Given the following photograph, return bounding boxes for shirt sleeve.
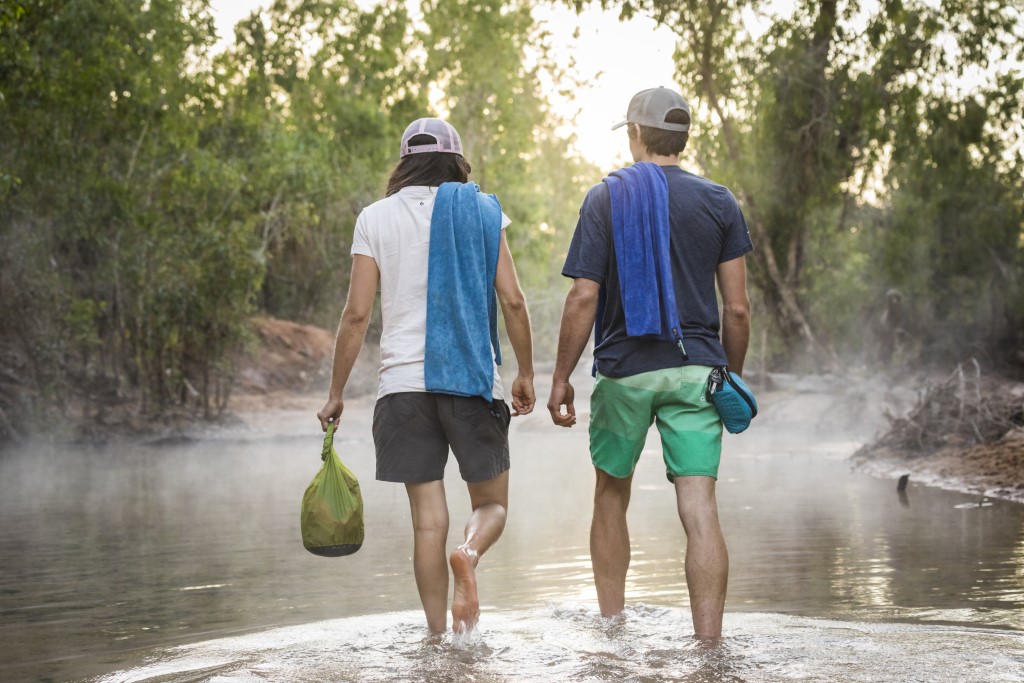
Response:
[351,210,373,258]
[561,183,611,284]
[719,190,754,262]
[500,211,511,231]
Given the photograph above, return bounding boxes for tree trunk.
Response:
[689,0,839,369]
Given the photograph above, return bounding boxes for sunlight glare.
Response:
[208,0,679,171]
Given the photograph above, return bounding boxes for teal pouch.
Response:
[706,367,758,434]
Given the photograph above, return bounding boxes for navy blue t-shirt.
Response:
[562,165,753,378]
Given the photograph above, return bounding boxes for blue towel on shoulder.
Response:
[424,182,503,401]
[598,162,682,349]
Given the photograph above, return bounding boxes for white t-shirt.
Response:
[351,185,511,400]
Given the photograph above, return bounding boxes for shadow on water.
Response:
[2,372,1024,681]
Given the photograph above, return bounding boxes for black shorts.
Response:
[372,392,511,484]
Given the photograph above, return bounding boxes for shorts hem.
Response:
[462,462,511,484]
[668,470,719,480]
[593,461,635,479]
[377,471,443,484]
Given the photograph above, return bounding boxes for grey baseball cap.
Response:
[400,118,464,157]
[611,87,691,132]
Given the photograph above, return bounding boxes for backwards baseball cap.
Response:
[400,118,464,157]
[611,87,691,132]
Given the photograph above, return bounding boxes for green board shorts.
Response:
[590,365,723,481]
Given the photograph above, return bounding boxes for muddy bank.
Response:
[0,317,370,446]
[851,431,1024,504]
[230,317,379,412]
[850,365,1024,504]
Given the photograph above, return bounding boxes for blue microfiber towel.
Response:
[597,162,682,352]
[424,182,503,401]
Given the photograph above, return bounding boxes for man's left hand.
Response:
[547,381,577,428]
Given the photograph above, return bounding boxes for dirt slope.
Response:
[231,317,379,411]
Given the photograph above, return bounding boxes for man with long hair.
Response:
[318,118,535,634]
[547,88,752,638]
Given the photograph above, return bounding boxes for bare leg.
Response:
[591,468,633,617]
[405,481,450,634]
[450,470,509,633]
[675,476,729,638]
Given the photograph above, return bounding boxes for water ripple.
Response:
[93,606,1024,683]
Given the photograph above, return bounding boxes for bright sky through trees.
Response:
[3,0,1020,440]
[208,0,678,170]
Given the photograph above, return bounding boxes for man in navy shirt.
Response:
[547,87,752,638]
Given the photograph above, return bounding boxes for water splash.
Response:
[93,605,1024,683]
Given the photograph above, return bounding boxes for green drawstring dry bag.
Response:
[301,422,364,556]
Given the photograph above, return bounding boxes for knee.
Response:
[594,471,632,510]
[674,479,718,527]
[411,511,450,538]
[677,500,722,538]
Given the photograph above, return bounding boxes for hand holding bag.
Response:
[706,367,758,434]
[300,421,364,556]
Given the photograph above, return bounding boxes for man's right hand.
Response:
[547,380,577,428]
[317,397,344,432]
[511,374,536,416]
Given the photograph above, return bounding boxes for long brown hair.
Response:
[385,134,473,196]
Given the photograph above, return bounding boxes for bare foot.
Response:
[449,546,480,633]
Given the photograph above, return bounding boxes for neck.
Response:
[634,150,679,166]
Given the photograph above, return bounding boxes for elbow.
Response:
[341,304,372,329]
[499,290,528,315]
[568,281,600,311]
[722,299,750,324]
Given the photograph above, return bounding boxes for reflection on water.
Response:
[1,381,1024,681]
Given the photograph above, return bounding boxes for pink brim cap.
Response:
[400,118,464,157]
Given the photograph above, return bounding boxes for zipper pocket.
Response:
[723,372,757,417]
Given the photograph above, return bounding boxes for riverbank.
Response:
[851,430,1024,504]
[230,316,378,412]
[7,314,1022,506]
[230,320,1024,505]
[849,365,1024,504]
[228,320,1024,506]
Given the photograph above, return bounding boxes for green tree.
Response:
[210,0,427,326]
[0,0,262,428]
[421,0,599,351]
[570,0,1023,368]
[878,91,1024,362]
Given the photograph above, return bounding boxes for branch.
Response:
[124,120,149,186]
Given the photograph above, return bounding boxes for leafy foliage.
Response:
[572,0,1023,370]
[1,0,1020,441]
[0,0,594,438]
[420,0,598,352]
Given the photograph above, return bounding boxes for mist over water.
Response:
[2,371,1023,681]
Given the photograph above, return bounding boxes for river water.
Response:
[1,373,1023,682]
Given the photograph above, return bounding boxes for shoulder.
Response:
[675,169,734,196]
[475,189,505,229]
[359,193,403,221]
[698,173,740,202]
[581,181,610,211]
[475,188,511,229]
[670,170,742,211]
